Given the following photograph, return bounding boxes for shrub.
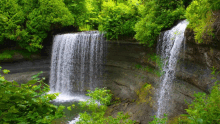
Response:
[149,114,168,124]
[184,83,220,123]
[181,67,220,123]
[76,88,136,124]
[186,0,220,43]
[134,0,186,47]
[0,0,74,52]
[98,0,141,40]
[0,67,65,123]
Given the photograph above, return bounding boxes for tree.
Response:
[0,0,74,52]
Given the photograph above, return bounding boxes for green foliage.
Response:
[186,0,220,43]
[0,49,38,60]
[98,0,141,40]
[76,88,136,124]
[135,54,163,77]
[183,83,220,124]
[149,114,168,124]
[0,51,13,60]
[31,71,44,81]
[136,83,153,104]
[0,67,65,123]
[175,67,220,124]
[78,0,102,30]
[134,0,186,46]
[135,64,142,69]
[64,0,89,29]
[149,68,220,124]
[0,0,74,52]
[182,67,220,124]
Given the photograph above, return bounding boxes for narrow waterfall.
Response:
[156,20,188,118]
[49,31,106,98]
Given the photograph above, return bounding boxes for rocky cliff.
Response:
[105,17,220,123]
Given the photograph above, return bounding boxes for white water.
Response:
[49,31,106,102]
[156,20,188,118]
[69,116,80,124]
[49,31,106,123]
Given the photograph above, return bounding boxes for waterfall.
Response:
[156,20,188,118]
[49,31,106,99]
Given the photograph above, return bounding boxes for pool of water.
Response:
[51,94,90,124]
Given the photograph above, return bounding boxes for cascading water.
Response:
[49,31,106,101]
[156,20,188,118]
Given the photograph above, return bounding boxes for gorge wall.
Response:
[104,20,220,123]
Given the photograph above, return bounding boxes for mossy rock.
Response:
[135,83,154,106]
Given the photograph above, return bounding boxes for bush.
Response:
[0,67,65,123]
[98,0,141,40]
[184,83,220,123]
[0,0,74,52]
[76,88,136,124]
[149,114,168,124]
[186,0,220,43]
[181,67,220,124]
[134,0,186,46]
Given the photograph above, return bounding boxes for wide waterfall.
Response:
[49,31,106,99]
[156,20,188,118]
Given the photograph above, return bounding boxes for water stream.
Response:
[156,20,188,118]
[49,31,106,123]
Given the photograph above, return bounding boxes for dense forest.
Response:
[1,0,219,52]
[1,0,220,123]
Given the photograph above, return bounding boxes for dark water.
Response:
[51,101,86,124]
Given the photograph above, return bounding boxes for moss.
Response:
[168,115,190,124]
[136,83,153,105]
[111,97,121,104]
[136,53,163,77]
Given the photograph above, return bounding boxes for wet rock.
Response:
[169,14,220,120]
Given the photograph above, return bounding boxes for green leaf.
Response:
[31,71,43,80]
[27,80,37,85]
[0,77,5,82]
[2,69,10,74]
[67,106,72,111]
[196,118,203,124]
[72,104,75,108]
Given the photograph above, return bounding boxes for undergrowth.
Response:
[0,49,38,60]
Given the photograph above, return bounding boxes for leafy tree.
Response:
[0,67,65,123]
[64,0,88,28]
[186,0,220,43]
[98,0,141,40]
[0,0,74,52]
[134,0,186,47]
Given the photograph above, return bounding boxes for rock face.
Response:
[104,42,160,123]
[105,16,220,123]
[105,42,158,100]
[160,15,220,121]
[1,58,51,84]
